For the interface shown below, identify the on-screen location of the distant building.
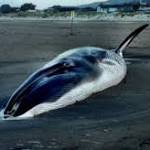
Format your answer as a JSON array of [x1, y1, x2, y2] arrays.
[[97, 3, 141, 13], [139, 0, 150, 11], [97, 5, 117, 13], [96, 0, 150, 13], [140, 0, 150, 5]]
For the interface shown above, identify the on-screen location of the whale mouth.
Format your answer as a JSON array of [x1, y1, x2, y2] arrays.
[[3, 114, 12, 119], [3, 101, 21, 118]]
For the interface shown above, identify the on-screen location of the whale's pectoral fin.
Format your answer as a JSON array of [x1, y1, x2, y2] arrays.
[[115, 24, 149, 57]]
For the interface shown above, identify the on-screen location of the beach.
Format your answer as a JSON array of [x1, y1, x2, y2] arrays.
[[0, 19, 150, 150]]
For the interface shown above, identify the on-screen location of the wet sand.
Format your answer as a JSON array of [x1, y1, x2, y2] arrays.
[[0, 20, 150, 150]]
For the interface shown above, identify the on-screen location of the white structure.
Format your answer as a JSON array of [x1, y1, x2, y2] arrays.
[[140, 0, 147, 5], [97, 5, 118, 13], [97, 6, 101, 12]]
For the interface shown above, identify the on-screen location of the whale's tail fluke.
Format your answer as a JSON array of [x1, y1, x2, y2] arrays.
[[115, 24, 149, 57]]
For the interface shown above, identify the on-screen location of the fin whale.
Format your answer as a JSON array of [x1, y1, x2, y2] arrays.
[[3, 24, 149, 119]]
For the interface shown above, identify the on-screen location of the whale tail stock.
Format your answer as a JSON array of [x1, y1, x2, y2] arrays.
[[115, 24, 149, 57]]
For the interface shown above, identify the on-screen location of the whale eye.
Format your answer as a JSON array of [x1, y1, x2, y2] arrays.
[[63, 61, 74, 68], [63, 62, 70, 67]]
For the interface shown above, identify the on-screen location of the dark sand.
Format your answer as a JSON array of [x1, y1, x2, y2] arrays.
[[0, 20, 150, 150]]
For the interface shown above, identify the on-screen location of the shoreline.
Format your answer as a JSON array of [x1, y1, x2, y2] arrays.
[[0, 14, 150, 22], [0, 20, 150, 150]]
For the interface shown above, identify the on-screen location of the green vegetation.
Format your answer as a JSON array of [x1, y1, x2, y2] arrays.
[[0, 9, 148, 20], [1, 4, 12, 13], [15, 11, 72, 18], [116, 12, 139, 17], [15, 11, 139, 18], [20, 3, 36, 11], [13, 11, 104, 18]]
